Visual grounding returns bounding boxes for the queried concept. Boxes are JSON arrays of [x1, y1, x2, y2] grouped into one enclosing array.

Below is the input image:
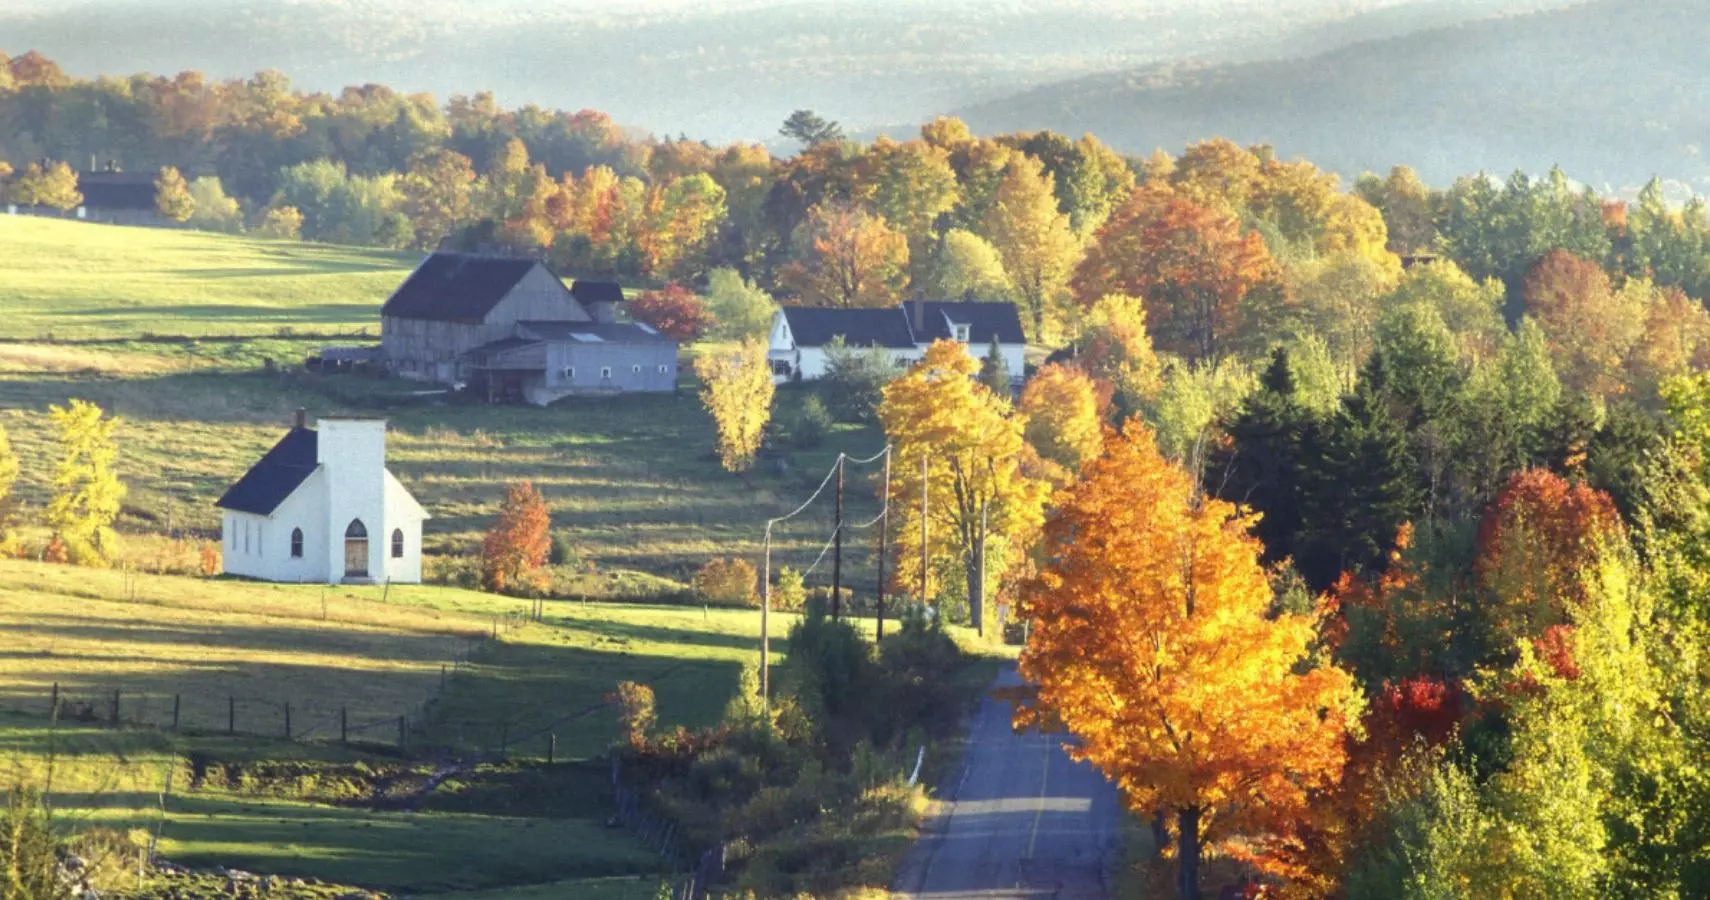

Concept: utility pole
[[974, 498, 988, 638], [919, 452, 930, 608], [760, 525, 771, 713], [832, 454, 844, 620], [876, 448, 890, 641]]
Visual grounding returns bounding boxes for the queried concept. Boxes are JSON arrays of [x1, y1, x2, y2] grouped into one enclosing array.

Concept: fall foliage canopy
[[480, 480, 552, 594], [695, 338, 776, 472]]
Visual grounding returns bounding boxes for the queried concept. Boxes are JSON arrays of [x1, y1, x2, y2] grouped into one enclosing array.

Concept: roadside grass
[[0, 216, 411, 340]]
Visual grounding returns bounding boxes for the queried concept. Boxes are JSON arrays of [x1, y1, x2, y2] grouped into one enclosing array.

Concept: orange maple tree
[[481, 480, 553, 594], [1018, 361, 1104, 486], [1071, 184, 1284, 362], [1014, 420, 1358, 900], [629, 283, 711, 340]]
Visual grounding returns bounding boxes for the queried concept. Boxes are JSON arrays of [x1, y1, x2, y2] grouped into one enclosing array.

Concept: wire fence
[[610, 756, 727, 900], [0, 612, 532, 752]]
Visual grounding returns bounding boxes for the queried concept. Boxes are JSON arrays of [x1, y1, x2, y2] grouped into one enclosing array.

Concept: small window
[[658, 364, 669, 374], [563, 366, 574, 379], [290, 527, 304, 558], [242, 521, 250, 554], [600, 366, 612, 379], [632, 364, 641, 374], [954, 324, 970, 342], [391, 528, 405, 559]]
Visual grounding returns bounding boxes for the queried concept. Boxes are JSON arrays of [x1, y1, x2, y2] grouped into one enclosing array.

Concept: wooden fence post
[[547, 733, 555, 765], [284, 702, 292, 740], [397, 715, 406, 750], [340, 707, 348, 744], [172, 694, 180, 730], [228, 696, 235, 734], [50, 682, 58, 719]]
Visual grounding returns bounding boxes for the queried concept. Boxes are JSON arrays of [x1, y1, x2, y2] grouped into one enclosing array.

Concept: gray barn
[[379, 252, 678, 403]]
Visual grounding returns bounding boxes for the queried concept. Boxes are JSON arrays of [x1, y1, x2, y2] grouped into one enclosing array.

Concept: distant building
[[216, 412, 427, 585], [75, 169, 170, 227], [767, 299, 1027, 383], [378, 252, 678, 403]]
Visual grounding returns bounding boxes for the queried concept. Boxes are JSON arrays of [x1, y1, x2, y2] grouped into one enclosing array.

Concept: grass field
[[0, 216, 412, 340]]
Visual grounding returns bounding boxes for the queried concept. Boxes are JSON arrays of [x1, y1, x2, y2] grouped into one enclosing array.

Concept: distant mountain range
[[5, 0, 1574, 148], [957, 0, 1710, 192]]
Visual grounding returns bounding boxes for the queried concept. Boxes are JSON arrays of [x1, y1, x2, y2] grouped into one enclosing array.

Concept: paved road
[[893, 667, 1121, 899]]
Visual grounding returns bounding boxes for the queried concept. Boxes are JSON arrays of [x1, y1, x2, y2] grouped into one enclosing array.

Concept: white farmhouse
[[767, 299, 1027, 383], [216, 412, 427, 584]]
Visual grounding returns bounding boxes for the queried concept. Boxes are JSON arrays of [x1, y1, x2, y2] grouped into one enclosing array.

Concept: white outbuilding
[[216, 412, 427, 584]]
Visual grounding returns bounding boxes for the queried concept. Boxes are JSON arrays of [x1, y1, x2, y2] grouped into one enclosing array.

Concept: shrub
[[199, 542, 221, 577], [608, 680, 657, 750], [548, 531, 578, 567], [772, 566, 807, 612], [788, 395, 831, 449], [820, 339, 901, 424], [256, 204, 304, 240], [0, 788, 67, 900], [695, 557, 759, 608], [782, 593, 874, 721]]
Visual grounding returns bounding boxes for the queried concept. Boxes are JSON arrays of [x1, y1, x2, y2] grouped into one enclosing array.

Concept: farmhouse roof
[[780, 307, 918, 350], [215, 426, 318, 516], [77, 171, 157, 211], [517, 321, 676, 344], [915, 302, 1026, 346], [380, 253, 549, 323], [570, 280, 625, 306]]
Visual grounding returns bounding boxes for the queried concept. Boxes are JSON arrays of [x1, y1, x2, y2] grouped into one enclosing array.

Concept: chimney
[[294, 408, 307, 429], [911, 290, 925, 335]]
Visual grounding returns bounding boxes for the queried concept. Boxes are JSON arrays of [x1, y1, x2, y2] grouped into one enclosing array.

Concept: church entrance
[[344, 519, 369, 578]]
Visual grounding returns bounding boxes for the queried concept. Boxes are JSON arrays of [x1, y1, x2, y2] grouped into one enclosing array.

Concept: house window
[[600, 366, 612, 379], [290, 528, 304, 558], [242, 521, 250, 555], [344, 519, 368, 578], [954, 324, 971, 342], [658, 365, 669, 374], [391, 528, 405, 559], [771, 360, 793, 377], [563, 366, 574, 379], [632, 364, 641, 374]]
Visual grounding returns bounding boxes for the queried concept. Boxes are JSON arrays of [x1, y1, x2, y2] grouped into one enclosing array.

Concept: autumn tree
[[1015, 421, 1358, 900], [628, 283, 711, 341], [608, 681, 657, 750], [1522, 249, 1645, 399], [256, 205, 303, 239], [1629, 284, 1710, 398], [779, 201, 909, 308], [1074, 184, 1285, 362], [0, 424, 18, 548], [855, 136, 959, 265], [400, 148, 477, 247], [695, 338, 775, 472], [153, 166, 194, 222], [928, 229, 1012, 302], [880, 341, 1046, 632], [639, 173, 726, 279], [1289, 251, 1398, 376], [703, 267, 777, 341], [1475, 468, 1622, 650], [46, 399, 125, 567], [1382, 260, 1508, 364], [13, 161, 82, 213], [1020, 362, 1103, 485], [481, 480, 552, 594], [187, 176, 243, 232], [981, 154, 1080, 342], [1074, 293, 1163, 413], [1354, 165, 1437, 255]]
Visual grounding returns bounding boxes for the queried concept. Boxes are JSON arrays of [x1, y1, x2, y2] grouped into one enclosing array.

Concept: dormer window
[[954, 324, 971, 343]]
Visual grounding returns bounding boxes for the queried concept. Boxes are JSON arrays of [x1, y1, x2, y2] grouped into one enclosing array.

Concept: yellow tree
[[879, 340, 1046, 634], [981, 154, 1081, 343], [696, 338, 775, 472], [0, 423, 17, 547], [46, 399, 126, 566], [1076, 293, 1164, 411], [153, 166, 195, 222], [1014, 421, 1358, 900], [1020, 362, 1104, 486], [779, 201, 910, 308]]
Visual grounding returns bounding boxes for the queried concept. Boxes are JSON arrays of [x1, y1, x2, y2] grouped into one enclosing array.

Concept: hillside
[[4, 0, 1570, 144], [959, 0, 1710, 191]]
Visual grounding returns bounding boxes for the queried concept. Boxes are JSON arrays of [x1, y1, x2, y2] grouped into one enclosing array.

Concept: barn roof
[[380, 253, 550, 323], [915, 302, 1027, 346], [570, 280, 625, 306], [517, 321, 676, 344], [780, 307, 918, 350], [215, 426, 318, 516], [78, 171, 157, 211]]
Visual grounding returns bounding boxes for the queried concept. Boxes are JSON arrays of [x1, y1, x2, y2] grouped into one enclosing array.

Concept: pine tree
[[1296, 364, 1421, 590], [977, 335, 1011, 397], [1216, 347, 1322, 567]]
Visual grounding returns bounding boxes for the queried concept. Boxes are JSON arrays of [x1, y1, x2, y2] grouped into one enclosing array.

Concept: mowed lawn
[[0, 215, 413, 339]]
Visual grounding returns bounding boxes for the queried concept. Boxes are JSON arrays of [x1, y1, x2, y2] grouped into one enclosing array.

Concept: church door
[[344, 519, 369, 578]]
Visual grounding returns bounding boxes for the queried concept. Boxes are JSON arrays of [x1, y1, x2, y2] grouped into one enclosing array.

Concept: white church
[[216, 412, 428, 584]]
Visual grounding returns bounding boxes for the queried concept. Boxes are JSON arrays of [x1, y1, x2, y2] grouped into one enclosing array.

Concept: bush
[[695, 557, 759, 607], [608, 681, 657, 750], [549, 531, 578, 567], [772, 566, 807, 611], [782, 593, 875, 722], [199, 542, 221, 576], [820, 339, 901, 424], [788, 395, 832, 449], [0, 788, 68, 900]]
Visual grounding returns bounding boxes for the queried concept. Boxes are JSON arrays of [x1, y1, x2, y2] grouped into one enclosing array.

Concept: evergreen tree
[[1296, 360, 1421, 590], [1216, 347, 1322, 567], [978, 335, 1012, 397]]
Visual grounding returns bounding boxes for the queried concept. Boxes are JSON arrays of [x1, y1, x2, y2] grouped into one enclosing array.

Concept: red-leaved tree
[[629, 283, 711, 341], [481, 481, 552, 594]]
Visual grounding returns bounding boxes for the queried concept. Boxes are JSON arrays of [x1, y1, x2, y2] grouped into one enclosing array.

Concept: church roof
[[215, 426, 318, 516]]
